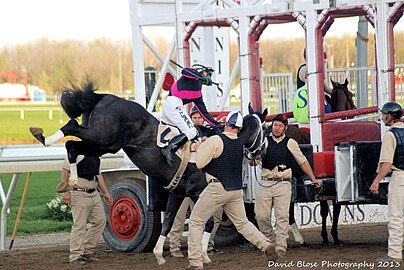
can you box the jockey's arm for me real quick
[181,68,204,81]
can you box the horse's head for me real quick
[328,78,356,113]
[240,104,268,160]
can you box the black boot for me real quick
[161,133,188,167]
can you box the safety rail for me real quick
[0,144,125,250]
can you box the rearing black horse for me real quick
[29,79,268,265]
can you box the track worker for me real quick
[253,113,321,258]
[187,111,277,269]
[169,107,223,258]
[161,61,219,167]
[370,101,404,263]
[61,155,113,265]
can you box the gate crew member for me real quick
[62,155,113,265]
[187,111,277,269]
[169,107,224,258]
[370,101,404,263]
[253,113,320,258]
[161,61,220,167]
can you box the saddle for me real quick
[156,122,193,190]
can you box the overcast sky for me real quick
[0,0,403,48]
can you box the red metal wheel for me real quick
[110,195,142,240]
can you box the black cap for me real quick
[272,114,288,126]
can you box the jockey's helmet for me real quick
[380,101,403,120]
[226,111,243,128]
[192,60,214,76]
[272,113,288,126]
[190,106,199,116]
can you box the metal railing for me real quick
[261,64,404,114]
[0,144,125,250]
[261,73,294,115]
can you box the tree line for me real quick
[0,31,403,96]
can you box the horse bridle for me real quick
[244,114,267,160]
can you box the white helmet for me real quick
[226,111,243,128]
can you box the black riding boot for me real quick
[161,133,188,167]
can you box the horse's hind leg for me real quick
[153,192,185,265]
[331,201,342,245]
[320,200,330,245]
[289,203,308,247]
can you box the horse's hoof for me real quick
[155,256,166,265]
[334,240,344,246]
[202,254,211,264]
[301,242,309,248]
[29,127,45,146]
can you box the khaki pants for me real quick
[69,190,106,262]
[254,180,291,253]
[387,171,404,260]
[188,182,270,267]
[169,197,223,253]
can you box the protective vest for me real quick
[77,156,100,181]
[203,134,244,190]
[292,85,309,124]
[262,136,294,173]
[390,127,404,170]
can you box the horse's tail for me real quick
[59,79,103,119]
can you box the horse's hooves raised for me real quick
[29,127,45,145]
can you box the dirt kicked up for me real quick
[0,223,401,270]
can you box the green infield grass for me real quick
[0,171,72,236]
[0,104,70,144]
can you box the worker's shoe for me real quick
[207,248,223,255]
[69,258,87,265]
[82,254,99,262]
[186,264,204,269]
[265,244,278,262]
[171,250,185,258]
[277,250,287,258]
[377,255,402,263]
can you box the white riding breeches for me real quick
[162,96,197,140]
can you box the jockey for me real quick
[293,65,331,128]
[293,66,309,127]
[161,60,219,166]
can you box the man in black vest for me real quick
[186,111,277,269]
[254,113,320,259]
[169,106,223,258]
[61,155,113,265]
[370,101,404,263]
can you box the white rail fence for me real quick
[0,144,125,251]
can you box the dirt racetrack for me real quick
[0,223,402,270]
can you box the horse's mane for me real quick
[59,79,104,119]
